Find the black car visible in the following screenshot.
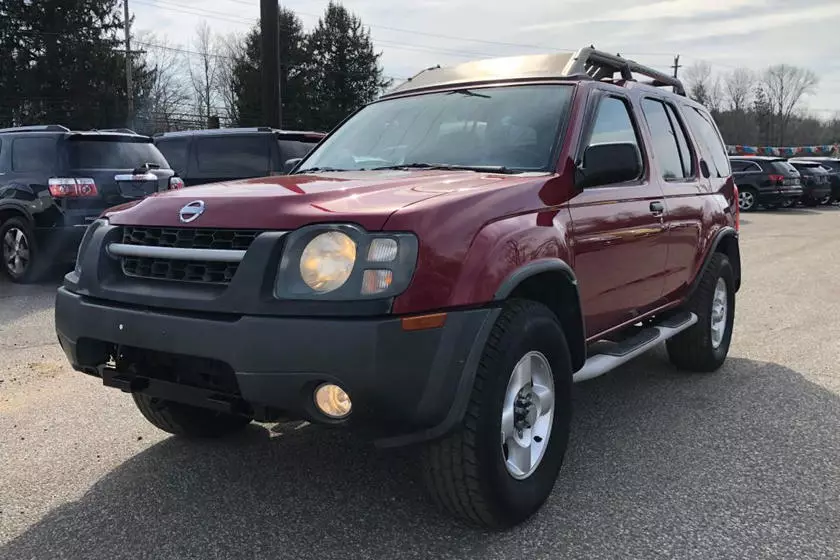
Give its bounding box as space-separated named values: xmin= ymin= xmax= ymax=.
xmin=729 ymin=156 xmax=802 ymax=211
xmin=789 ymin=157 xmax=840 ymax=203
xmin=0 ymin=125 xmax=177 ymax=283
xmin=789 ymin=161 xmax=833 ymax=206
xmin=153 ymin=127 xmax=325 ymax=187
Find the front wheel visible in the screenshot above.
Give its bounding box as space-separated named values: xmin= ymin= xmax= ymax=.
xmin=667 ymin=253 xmax=735 ymax=372
xmin=133 ymin=393 xmax=252 ymax=437
xmin=421 ymin=300 xmax=572 ymax=529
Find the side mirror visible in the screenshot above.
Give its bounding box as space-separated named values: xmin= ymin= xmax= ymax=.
xmin=283 ymin=158 xmax=302 ymax=174
xmin=575 ymin=142 xmax=641 ymax=189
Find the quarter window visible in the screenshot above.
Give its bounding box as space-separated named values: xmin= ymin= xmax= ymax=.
xmin=12 ymin=137 xmax=55 ymax=172
xmin=684 ymin=107 xmax=731 ymax=178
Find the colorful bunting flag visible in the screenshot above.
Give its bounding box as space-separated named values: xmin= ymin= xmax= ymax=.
xmin=727 ymin=144 xmax=839 ymax=157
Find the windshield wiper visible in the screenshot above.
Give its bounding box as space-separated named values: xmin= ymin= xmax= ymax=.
xmin=448 ymin=89 xmax=492 ymax=99
xmin=132 ymin=162 xmax=160 ymax=173
xmin=292 ymin=166 xmax=350 ymax=174
xmin=370 ymin=162 xmax=517 ymax=174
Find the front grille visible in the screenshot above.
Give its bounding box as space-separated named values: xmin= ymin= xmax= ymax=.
xmin=120 ymin=226 xmax=263 ymax=284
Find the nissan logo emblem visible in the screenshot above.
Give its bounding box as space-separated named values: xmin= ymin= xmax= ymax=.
xmin=179 ymin=200 xmax=205 ymax=223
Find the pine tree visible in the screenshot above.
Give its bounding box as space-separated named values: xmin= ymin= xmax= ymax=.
xmin=303 ymin=2 xmax=391 ymax=131
xmin=0 ymin=0 xmax=151 ymax=129
xmin=231 ymin=8 xmax=310 ymax=128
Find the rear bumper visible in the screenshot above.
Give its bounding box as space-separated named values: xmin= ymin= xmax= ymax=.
xmin=756 ymin=187 xmax=802 ymax=205
xmin=55 ymin=287 xmax=499 ymax=447
xmin=803 ymin=185 xmax=832 ymax=200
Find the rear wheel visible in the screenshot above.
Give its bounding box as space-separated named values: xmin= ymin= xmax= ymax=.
xmin=133 ymin=393 xmax=252 ymax=437
xmin=667 ymin=253 xmax=735 ymax=372
xmin=0 ymin=217 xmax=44 ymax=283
xmin=421 ymin=300 xmax=572 ymax=529
xmin=738 ymin=187 xmax=758 ymax=212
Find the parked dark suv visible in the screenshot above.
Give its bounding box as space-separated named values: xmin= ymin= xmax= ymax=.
xmin=0 ymin=125 xmax=176 ymax=282
xmin=729 ymin=156 xmax=802 ymax=211
xmin=789 ymin=160 xmax=833 ymax=206
xmin=56 ymin=48 xmax=741 ymax=529
xmin=154 ymin=128 xmax=325 ymax=187
xmin=789 ymin=157 xmax=840 ymax=203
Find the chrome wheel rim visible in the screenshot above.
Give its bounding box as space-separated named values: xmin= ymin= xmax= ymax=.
xmin=2 ymin=227 xmax=30 ymax=277
xmin=501 ymin=351 xmax=555 ymax=480
xmin=710 ymin=277 xmax=728 ymax=349
xmin=738 ymin=191 xmax=754 ymax=210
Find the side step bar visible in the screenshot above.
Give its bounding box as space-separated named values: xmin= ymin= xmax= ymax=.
xmin=573 ymin=312 xmax=698 ymax=383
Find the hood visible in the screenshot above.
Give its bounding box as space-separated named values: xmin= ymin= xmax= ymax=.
xmin=104 ymin=170 xmax=527 ymax=230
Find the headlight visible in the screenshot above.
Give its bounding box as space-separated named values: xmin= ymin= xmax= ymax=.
xmin=299 ymin=231 xmax=356 ymax=293
xmin=275 ymin=224 xmax=418 ymax=301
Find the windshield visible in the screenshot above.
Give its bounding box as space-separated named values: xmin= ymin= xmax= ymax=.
xmin=67 ymin=138 xmax=169 ymax=169
xmin=297 ymin=84 xmax=574 ymax=173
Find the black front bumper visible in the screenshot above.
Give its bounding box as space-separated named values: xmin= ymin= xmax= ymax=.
xmin=55 ymin=287 xmax=499 ymax=447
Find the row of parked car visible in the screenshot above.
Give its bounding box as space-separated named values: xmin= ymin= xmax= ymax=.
xmin=730 ymin=155 xmax=840 ymax=211
xmin=0 ymin=125 xmax=324 ymax=282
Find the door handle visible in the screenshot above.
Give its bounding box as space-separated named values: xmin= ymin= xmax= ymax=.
xmin=649 ymin=201 xmax=665 ymax=215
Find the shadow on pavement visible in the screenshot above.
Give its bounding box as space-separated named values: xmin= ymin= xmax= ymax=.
xmin=2 ymin=353 xmax=839 ymax=560
xmin=0 ymin=274 xmax=64 ymax=328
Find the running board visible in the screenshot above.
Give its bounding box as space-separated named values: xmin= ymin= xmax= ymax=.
xmin=573 ymin=312 xmax=698 ymax=383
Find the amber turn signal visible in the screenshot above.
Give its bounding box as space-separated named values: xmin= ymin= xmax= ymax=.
xmin=401 ymin=312 xmax=447 ymax=331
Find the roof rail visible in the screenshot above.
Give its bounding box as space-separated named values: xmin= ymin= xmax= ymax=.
xmin=564 ymin=47 xmax=686 ymax=96
xmin=0 ymin=124 xmax=71 ymax=134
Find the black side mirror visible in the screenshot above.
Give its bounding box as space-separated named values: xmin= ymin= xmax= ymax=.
xmin=575 ymin=142 xmax=641 ymax=189
xmin=283 ymin=158 xmax=302 ymax=174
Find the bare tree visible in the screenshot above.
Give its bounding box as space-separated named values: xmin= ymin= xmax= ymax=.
xmin=135 ymin=32 xmax=191 ymax=133
xmin=724 ymin=68 xmax=755 ymax=112
xmin=761 ymin=64 xmax=819 ymax=145
xmin=189 ymin=21 xmax=220 ymax=124
xmin=215 ymin=32 xmax=245 ymax=125
xmin=683 ymin=61 xmax=723 ymax=113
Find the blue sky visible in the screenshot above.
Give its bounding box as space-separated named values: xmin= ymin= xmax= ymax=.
xmin=133 ymin=0 xmax=840 ymax=121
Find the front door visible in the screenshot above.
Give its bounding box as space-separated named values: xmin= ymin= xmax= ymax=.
xmin=569 ymin=91 xmax=668 ymax=339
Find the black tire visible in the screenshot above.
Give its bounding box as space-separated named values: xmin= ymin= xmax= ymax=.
xmin=421 ymin=299 xmax=572 ymax=529
xmin=133 ymin=393 xmax=252 ymax=437
xmin=667 ymin=253 xmax=735 ymax=372
xmin=0 ymin=217 xmax=45 ymax=283
xmin=738 ymin=187 xmax=758 ymax=212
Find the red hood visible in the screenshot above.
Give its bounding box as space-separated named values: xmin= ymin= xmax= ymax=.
xmin=105 ymin=170 xmax=528 ymax=230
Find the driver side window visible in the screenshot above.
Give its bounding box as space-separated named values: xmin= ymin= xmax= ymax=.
xmin=589 ymin=96 xmax=641 ymax=149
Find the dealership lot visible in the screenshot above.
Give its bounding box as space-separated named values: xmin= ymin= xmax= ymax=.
xmin=1 ymin=208 xmax=839 ymax=560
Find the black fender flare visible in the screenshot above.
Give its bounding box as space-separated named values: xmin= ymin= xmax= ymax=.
xmin=0 ymin=200 xmax=34 ymax=226
xmin=689 ymin=226 xmax=741 ymax=298
xmin=493 ymin=258 xmax=587 ymax=372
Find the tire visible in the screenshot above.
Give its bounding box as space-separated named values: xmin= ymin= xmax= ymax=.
xmin=133 ymin=393 xmax=252 ymax=438
xmin=820 ymin=195 xmax=832 ymax=206
xmin=421 ymin=299 xmax=573 ymax=529
xmin=667 ymin=253 xmax=735 ymax=372
xmin=0 ymin=217 xmax=45 ymax=283
xmin=738 ymin=187 xmax=758 ymax=212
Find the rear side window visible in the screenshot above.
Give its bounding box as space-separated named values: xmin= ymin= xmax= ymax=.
xmin=641 ymin=99 xmax=690 ymax=180
xmin=196 ymin=136 xmax=269 ymax=175
xmin=277 ymin=139 xmax=319 ymax=163
xmin=156 ymin=138 xmax=190 ymax=175
xmin=67 ymin=139 xmax=168 ymax=169
xmin=684 ymin=108 xmax=731 ymax=178
xmin=12 ymin=137 xmax=56 ymax=172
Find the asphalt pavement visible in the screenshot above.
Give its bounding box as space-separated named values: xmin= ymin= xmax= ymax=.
xmin=1 ymin=207 xmax=839 ymax=559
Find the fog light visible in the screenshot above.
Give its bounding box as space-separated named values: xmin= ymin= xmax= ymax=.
xmin=314 ymin=383 xmax=352 ymax=418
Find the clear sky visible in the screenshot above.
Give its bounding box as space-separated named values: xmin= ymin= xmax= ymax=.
xmin=132 ymin=0 xmax=840 ymax=122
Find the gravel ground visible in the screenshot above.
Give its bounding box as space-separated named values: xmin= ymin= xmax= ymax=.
xmin=1 ymin=207 xmax=839 ymax=559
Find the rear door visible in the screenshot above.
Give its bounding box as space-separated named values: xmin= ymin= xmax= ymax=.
xmin=639 ymin=97 xmax=705 ymax=299
xmin=63 ymin=135 xmax=173 ymax=215
xmin=193 ymin=134 xmax=271 ymax=184
xmin=568 ymin=90 xmax=668 ymax=338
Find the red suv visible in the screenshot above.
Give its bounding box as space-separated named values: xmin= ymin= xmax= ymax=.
xmin=55 ymin=48 xmax=741 ymax=529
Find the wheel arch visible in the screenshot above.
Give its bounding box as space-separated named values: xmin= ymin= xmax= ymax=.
xmin=494 ymin=259 xmax=587 ymax=372
xmin=0 ymin=202 xmax=34 ymax=227
xmin=690 ymin=226 xmax=741 ymax=298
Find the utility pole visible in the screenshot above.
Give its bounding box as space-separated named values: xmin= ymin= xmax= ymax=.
xmin=123 ymin=0 xmax=134 ymax=129
xmin=671 ymin=54 xmax=682 ymax=94
xmin=260 ymin=0 xmax=281 ymax=128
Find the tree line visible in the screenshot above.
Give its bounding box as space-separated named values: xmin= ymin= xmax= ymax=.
xmin=681 ymin=61 xmax=839 ymax=146
xmin=0 ymin=0 xmax=389 ymax=134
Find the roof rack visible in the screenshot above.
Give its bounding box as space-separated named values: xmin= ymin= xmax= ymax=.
xmin=386 ymin=47 xmax=686 ymax=97
xmin=565 ymin=47 xmax=686 ymax=96
xmin=0 ymin=124 xmax=71 ymax=134
xmin=97 ymin=127 xmax=138 ymax=134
